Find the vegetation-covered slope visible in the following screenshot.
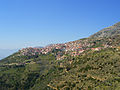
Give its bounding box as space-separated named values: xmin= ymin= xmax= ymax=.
xmin=1 ymin=47 xmax=120 ymax=90
xmin=48 ymin=48 xmax=120 ymax=90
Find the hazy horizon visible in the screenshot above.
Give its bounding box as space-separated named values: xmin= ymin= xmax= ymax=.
xmin=0 ymin=49 xmax=18 ymax=60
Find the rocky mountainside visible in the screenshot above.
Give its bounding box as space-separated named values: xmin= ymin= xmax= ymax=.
xmin=1 ymin=22 xmax=120 ymax=90
xmin=90 ymin=22 xmax=120 ymax=38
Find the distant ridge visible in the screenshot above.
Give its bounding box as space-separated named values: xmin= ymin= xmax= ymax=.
xmin=34 ymin=46 xmax=43 ymax=48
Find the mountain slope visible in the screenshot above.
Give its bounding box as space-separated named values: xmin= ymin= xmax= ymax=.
xmin=1 ymin=47 xmax=120 ymax=90
xmin=47 ymin=48 xmax=120 ymax=90
xmin=90 ymin=22 xmax=120 ymax=38
xmin=1 ymin=22 xmax=120 ymax=90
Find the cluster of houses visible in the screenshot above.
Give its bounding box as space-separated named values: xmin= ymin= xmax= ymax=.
xmin=20 ymin=47 xmax=42 ymax=56
xmin=19 ymin=39 xmax=114 ymax=60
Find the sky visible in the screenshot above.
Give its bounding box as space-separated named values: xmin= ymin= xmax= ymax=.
xmin=0 ymin=0 xmax=120 ymax=49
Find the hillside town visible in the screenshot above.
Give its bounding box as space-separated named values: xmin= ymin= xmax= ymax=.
xmin=19 ymin=38 xmax=114 ymax=60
